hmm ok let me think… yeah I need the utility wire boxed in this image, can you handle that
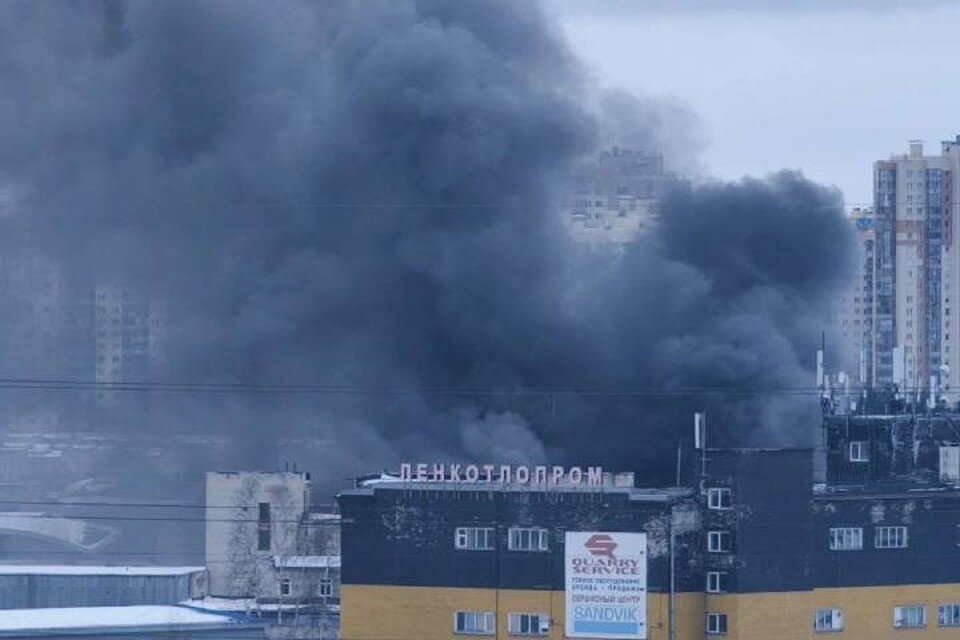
[0,376,920,397]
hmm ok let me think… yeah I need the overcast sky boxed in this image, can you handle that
[550,0,960,204]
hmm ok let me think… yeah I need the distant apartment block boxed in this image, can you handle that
[839,137,960,400]
[833,206,876,385]
[563,146,671,244]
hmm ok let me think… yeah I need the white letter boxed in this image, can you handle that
[416,463,428,481]
[499,465,512,483]
[432,463,445,482]
[534,466,547,484]
[587,466,603,486]
[516,466,530,484]
[482,464,495,482]
[569,467,582,484]
[551,466,564,485]
[465,465,480,482]
[449,464,462,482]
[400,463,412,481]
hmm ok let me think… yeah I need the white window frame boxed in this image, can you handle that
[875,526,908,549]
[318,576,333,597]
[829,527,863,551]
[706,571,726,594]
[707,531,731,553]
[938,603,960,627]
[455,611,495,635]
[706,613,728,635]
[814,608,843,632]
[456,527,495,551]
[508,527,549,552]
[507,612,549,636]
[849,441,869,462]
[707,487,732,510]
[894,605,926,629]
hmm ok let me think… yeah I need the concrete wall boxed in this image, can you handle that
[205,471,309,598]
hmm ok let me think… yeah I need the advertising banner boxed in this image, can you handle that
[565,531,647,639]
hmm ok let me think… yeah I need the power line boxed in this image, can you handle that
[0,376,914,397]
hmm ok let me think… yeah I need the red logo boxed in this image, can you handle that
[584,534,617,558]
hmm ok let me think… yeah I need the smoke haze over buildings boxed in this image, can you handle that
[0,0,854,491]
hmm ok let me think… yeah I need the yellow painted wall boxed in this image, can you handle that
[708,584,960,640]
[341,585,705,640]
[343,583,960,640]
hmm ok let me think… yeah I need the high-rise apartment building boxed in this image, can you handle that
[867,138,960,398]
[834,207,876,385]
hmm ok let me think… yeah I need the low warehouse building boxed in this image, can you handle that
[0,565,206,609]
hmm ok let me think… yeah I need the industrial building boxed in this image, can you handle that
[337,415,960,639]
[0,565,206,610]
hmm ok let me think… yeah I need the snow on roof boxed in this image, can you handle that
[307,511,341,522]
[0,565,205,576]
[273,555,340,569]
[0,605,252,632]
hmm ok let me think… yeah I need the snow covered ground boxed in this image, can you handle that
[0,605,254,631]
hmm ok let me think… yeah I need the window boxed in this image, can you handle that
[708,531,731,553]
[257,502,271,551]
[814,608,843,632]
[508,613,548,636]
[318,576,333,597]
[938,604,960,627]
[706,571,726,593]
[894,605,925,628]
[456,527,495,550]
[279,578,291,596]
[849,442,869,462]
[708,488,732,510]
[875,526,908,549]
[455,611,495,635]
[829,527,863,551]
[508,528,549,552]
[706,613,728,635]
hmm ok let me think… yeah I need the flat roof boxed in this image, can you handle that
[0,565,204,576]
[340,482,691,502]
[0,605,258,635]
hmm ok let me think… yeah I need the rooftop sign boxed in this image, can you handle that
[399,463,603,487]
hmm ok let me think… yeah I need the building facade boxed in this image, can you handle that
[834,206,876,385]
[338,416,960,639]
[869,138,960,397]
[204,471,341,609]
[0,565,206,610]
[338,476,702,640]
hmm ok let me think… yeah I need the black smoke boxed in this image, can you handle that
[0,0,854,494]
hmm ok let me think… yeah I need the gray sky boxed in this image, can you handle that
[550,0,960,204]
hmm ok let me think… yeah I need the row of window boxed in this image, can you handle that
[455,527,549,552]
[705,526,910,554]
[830,526,908,550]
[454,611,548,635]
[277,576,333,597]
[706,605,960,635]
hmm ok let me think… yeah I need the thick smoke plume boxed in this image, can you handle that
[0,0,853,493]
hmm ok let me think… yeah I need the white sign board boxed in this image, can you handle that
[565,531,647,639]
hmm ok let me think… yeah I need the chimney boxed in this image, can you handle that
[909,140,923,158]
